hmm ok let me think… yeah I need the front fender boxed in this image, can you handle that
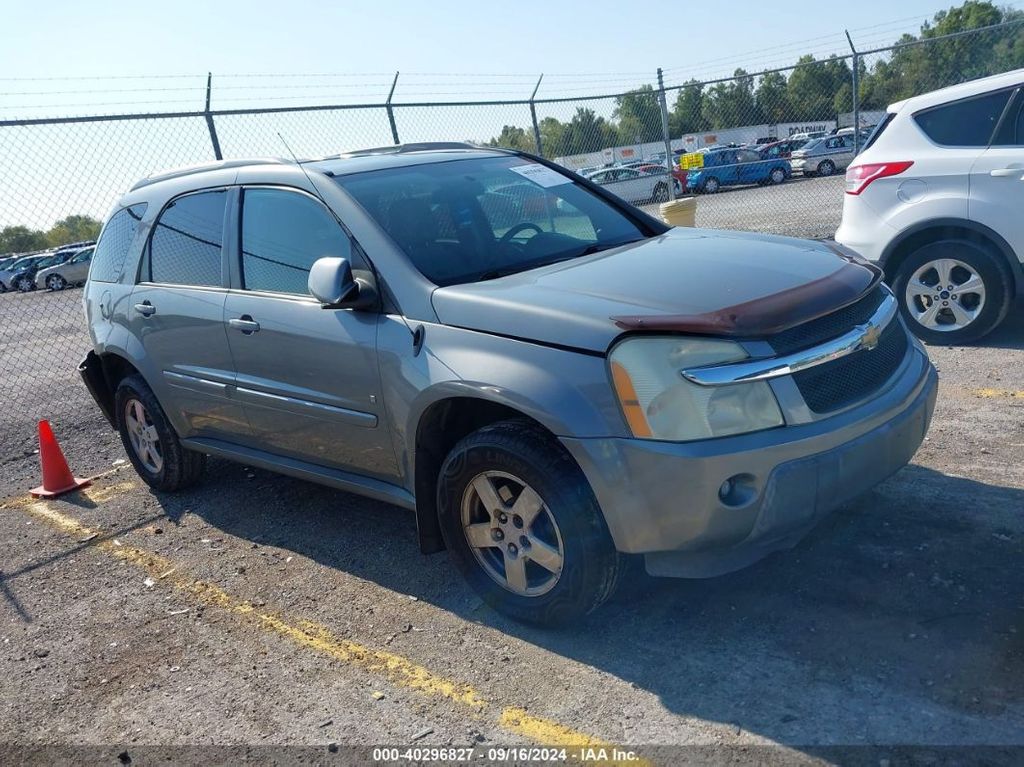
[377,319,627,490]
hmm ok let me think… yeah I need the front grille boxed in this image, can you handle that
[769,287,885,356]
[791,319,909,413]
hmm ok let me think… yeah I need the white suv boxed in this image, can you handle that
[836,68,1024,343]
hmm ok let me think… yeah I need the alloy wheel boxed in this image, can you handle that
[460,470,564,597]
[904,257,986,332]
[124,398,163,474]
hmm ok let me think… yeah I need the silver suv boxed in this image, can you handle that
[80,144,937,625]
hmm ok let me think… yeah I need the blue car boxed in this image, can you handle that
[685,147,791,194]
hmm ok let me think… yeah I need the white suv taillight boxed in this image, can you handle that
[845,161,913,195]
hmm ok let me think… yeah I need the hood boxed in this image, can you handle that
[430,228,881,352]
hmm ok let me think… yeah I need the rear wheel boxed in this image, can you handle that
[437,420,621,626]
[47,274,67,291]
[115,374,205,492]
[15,276,33,292]
[652,182,670,202]
[893,238,1013,344]
[817,160,836,177]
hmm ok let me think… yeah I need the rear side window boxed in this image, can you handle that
[89,204,147,282]
[914,90,1012,147]
[992,92,1024,146]
[149,190,226,287]
[240,187,352,295]
[861,113,895,152]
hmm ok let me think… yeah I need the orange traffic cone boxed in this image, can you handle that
[30,420,92,498]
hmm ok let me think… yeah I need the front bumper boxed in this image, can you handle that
[561,346,937,578]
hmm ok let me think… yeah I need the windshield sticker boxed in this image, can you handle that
[508,163,572,187]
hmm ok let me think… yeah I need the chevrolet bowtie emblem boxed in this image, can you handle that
[859,322,882,351]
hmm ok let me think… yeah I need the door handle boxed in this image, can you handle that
[229,315,261,334]
[134,302,156,317]
[989,168,1022,178]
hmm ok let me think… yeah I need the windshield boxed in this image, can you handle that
[336,155,648,286]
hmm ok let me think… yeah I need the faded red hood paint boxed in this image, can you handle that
[431,227,882,352]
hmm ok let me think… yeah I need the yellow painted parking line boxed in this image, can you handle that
[14,490,644,762]
[971,388,1024,399]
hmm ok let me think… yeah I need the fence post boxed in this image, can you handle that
[845,31,860,154]
[386,71,400,145]
[529,74,544,156]
[656,68,676,200]
[204,72,223,160]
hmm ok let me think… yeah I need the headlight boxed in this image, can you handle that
[609,336,784,441]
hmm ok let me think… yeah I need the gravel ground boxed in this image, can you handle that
[1,210,1023,763]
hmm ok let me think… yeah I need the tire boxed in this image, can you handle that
[652,182,670,203]
[893,238,1013,345]
[817,160,835,177]
[700,176,720,194]
[114,374,205,492]
[15,276,33,292]
[769,167,787,185]
[47,274,67,291]
[436,420,621,626]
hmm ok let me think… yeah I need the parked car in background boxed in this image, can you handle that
[836,67,1024,344]
[35,245,95,290]
[685,148,791,193]
[1,254,51,292]
[633,163,688,195]
[586,166,672,203]
[757,138,809,160]
[79,144,936,624]
[789,130,828,142]
[790,134,858,177]
[2,242,94,292]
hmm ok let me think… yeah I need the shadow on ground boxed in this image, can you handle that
[142,457,1024,749]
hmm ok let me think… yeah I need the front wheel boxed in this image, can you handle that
[893,239,1013,344]
[115,374,206,492]
[817,160,835,177]
[437,420,621,626]
[700,176,721,194]
[47,274,67,291]
[15,276,33,292]
[652,182,670,202]
[769,167,787,185]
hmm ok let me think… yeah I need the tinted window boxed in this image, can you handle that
[241,188,351,295]
[149,191,226,287]
[914,90,1011,147]
[90,204,147,283]
[992,93,1024,146]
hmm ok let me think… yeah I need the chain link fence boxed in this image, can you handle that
[1,16,1022,475]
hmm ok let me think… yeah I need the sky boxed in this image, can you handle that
[0,0,984,114]
[0,0,1008,231]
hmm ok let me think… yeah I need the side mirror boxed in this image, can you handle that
[308,256,376,310]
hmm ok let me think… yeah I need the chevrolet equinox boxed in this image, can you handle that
[80,144,938,625]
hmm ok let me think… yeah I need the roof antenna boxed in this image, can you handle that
[277,132,332,208]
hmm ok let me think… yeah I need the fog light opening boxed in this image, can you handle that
[718,473,757,507]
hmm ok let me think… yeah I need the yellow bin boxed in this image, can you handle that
[659,197,697,227]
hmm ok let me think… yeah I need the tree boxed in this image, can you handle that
[613,85,663,143]
[486,125,534,152]
[538,116,566,157]
[558,107,618,155]
[703,69,760,129]
[0,225,48,254]
[787,55,842,121]
[755,71,791,124]
[46,214,102,247]
[669,81,707,136]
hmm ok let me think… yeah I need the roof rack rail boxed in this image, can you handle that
[130,158,287,191]
[320,141,482,160]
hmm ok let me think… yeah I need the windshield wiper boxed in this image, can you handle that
[477,238,645,281]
